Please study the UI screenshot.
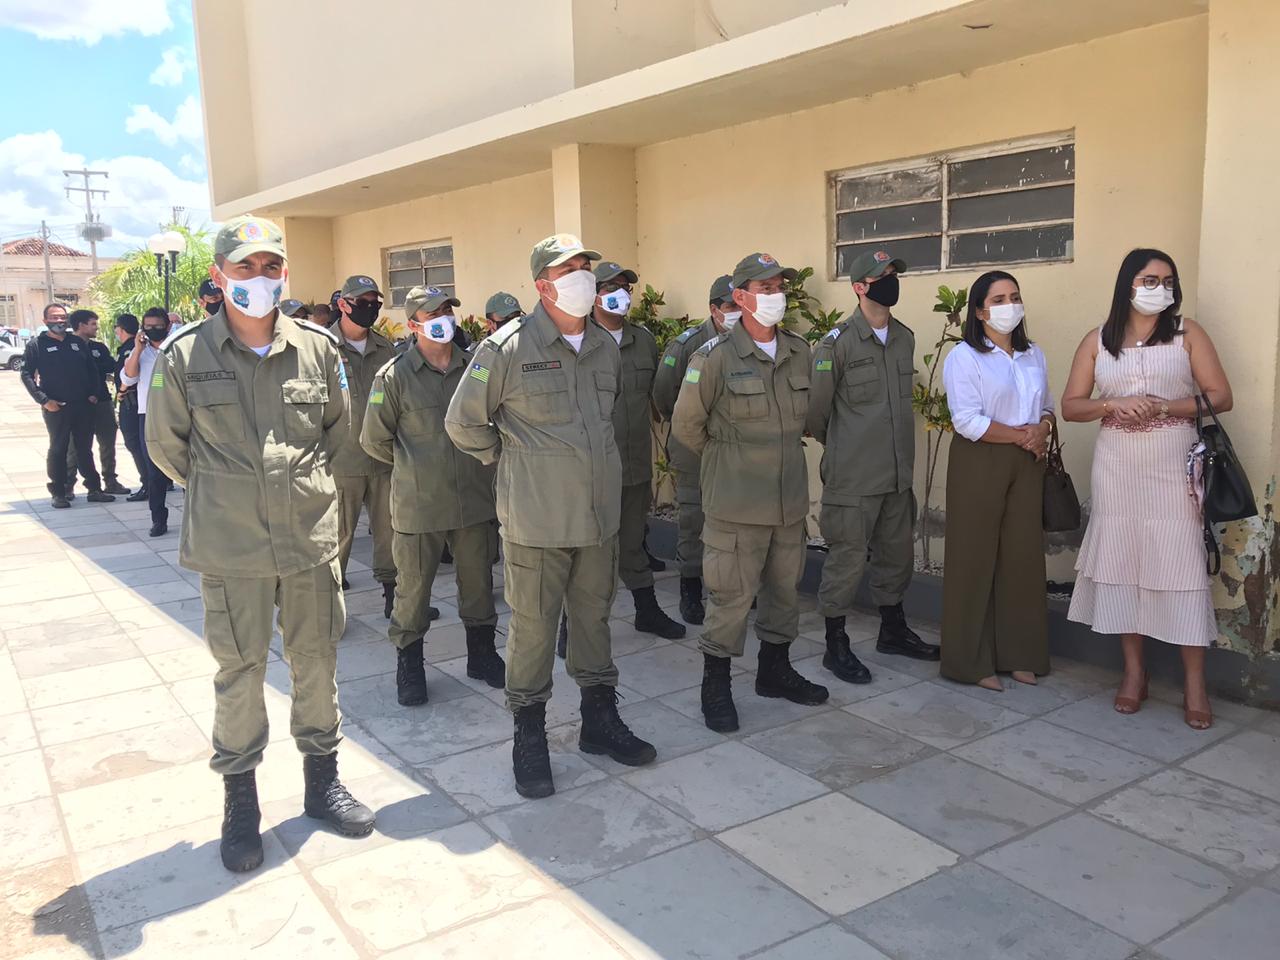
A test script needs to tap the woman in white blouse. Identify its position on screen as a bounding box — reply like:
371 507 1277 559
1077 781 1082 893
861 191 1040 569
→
940 271 1054 690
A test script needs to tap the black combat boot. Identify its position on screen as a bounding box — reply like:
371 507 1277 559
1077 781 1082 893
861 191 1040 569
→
679 576 705 625
876 603 940 661
700 653 738 732
633 586 686 639
220 770 263 873
104 479 131 495
465 624 505 688
513 703 555 799
382 581 395 619
85 489 115 503
556 611 568 659
396 638 429 706
51 494 70 509
756 641 830 705
126 488 148 502
578 686 657 765
303 752 375 836
823 616 872 684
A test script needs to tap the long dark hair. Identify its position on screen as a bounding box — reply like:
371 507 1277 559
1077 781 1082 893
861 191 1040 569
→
962 270 1030 353
1101 248 1182 357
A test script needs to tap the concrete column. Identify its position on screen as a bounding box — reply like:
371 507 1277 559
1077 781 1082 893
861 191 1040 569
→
279 217 336 307
1195 0 1280 670
551 144 638 270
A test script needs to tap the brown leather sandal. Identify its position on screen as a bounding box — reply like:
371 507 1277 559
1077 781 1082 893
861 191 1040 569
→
1182 699 1213 730
1113 674 1148 715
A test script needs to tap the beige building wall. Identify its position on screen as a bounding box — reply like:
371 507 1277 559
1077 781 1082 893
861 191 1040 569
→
635 16 1210 580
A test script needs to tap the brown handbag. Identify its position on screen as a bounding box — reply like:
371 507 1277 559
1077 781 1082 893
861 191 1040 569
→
1043 420 1081 532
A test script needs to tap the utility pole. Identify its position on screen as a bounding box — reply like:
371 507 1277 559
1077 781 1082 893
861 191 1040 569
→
63 167 109 272
171 205 185 226
40 221 54 303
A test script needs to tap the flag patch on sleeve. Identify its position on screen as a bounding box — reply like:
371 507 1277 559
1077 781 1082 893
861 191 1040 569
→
369 390 384 405
815 359 833 371
150 371 164 389
469 363 490 384
663 355 676 367
684 368 701 384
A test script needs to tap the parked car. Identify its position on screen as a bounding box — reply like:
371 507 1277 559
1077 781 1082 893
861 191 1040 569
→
0 340 23 371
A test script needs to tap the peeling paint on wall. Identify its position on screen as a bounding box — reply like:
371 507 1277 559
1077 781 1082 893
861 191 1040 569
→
1213 479 1276 669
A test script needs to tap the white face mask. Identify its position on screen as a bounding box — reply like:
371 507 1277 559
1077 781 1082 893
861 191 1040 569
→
985 302 1025 335
750 292 787 328
598 289 631 316
546 269 596 318
419 314 455 344
1132 284 1174 316
219 270 284 319
719 310 742 330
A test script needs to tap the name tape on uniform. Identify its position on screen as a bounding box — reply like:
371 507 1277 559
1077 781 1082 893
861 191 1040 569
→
522 361 561 372
185 371 236 383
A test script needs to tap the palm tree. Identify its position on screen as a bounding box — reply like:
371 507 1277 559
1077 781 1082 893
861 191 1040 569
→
88 225 215 332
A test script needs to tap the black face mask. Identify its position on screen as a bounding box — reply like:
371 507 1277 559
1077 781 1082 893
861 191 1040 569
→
203 299 222 316
347 300 380 329
864 273 900 307
144 327 168 343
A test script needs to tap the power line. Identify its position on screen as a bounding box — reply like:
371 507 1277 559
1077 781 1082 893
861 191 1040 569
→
63 167 110 272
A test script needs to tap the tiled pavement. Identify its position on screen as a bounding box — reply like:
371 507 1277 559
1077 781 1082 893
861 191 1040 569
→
1 374 1279 959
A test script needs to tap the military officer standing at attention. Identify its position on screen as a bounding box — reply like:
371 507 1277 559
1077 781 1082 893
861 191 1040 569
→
330 275 399 616
808 249 939 675
446 234 656 799
484 291 525 334
146 216 374 874
361 286 505 705
673 252 829 732
652 274 738 624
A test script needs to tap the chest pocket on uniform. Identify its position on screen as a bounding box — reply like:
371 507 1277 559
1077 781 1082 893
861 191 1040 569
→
897 356 915 399
402 395 442 438
282 379 328 442
516 372 572 425
188 379 245 443
627 358 655 397
726 376 769 421
788 374 810 419
595 371 617 420
842 358 882 405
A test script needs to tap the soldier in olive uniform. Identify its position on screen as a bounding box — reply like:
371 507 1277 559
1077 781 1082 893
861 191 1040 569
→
484 291 524 333
361 286 505 705
808 249 939 675
329 275 399 616
672 252 829 733
146 217 373 874
652 274 739 624
446 234 656 799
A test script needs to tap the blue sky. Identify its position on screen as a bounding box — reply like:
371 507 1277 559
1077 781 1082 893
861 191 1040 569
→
0 0 211 256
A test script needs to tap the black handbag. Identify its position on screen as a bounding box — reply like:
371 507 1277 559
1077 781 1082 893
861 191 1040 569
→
1042 420 1081 533
1194 395 1257 574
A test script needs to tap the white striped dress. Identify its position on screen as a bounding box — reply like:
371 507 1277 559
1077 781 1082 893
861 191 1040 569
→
1067 329 1217 646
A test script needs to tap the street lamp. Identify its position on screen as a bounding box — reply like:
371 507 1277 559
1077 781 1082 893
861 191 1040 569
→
147 230 186 313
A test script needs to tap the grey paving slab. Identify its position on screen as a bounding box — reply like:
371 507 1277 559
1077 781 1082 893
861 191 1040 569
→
32 685 186 747
572 840 826 960
42 716 210 793
753 924 889 960
941 668 1109 716
0 749 50 804
19 656 160 708
846 862 1135 960
744 709 936 789
1154 887 1280 960
311 822 549 953
575 698 726 774
953 718 1161 803
11 631 141 678
0 856 104 960
622 740 827 830
0 710 38 755
791 653 922 705
1044 692 1237 763
1182 728 1280 801
614 642 714 698
721 793 958 915
658 681 836 736
1093 768 1280 878
848 754 1071 855
843 681 1028 749
481 778 700 883
979 814 1234 943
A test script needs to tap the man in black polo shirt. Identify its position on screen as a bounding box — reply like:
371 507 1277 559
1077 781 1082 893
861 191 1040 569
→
66 309 131 496
21 303 115 508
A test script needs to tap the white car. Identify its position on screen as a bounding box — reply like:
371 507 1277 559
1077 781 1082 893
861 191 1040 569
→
0 340 24 371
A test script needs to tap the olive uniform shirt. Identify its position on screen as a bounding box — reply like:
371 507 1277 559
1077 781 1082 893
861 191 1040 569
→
145 310 350 577
672 322 812 528
604 319 659 487
329 322 397 478
652 316 719 486
806 307 916 503
360 339 497 534
444 303 622 548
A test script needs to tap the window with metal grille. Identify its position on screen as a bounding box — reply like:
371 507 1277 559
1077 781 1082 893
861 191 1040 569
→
384 240 455 308
0 295 15 325
830 134 1075 278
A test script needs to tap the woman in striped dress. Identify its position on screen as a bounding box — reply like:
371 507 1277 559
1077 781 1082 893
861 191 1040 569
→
1061 248 1233 729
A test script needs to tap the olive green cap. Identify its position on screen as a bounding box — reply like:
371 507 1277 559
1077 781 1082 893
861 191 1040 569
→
214 216 286 263
404 285 460 319
593 261 638 286
845 248 907 282
339 274 381 298
530 233 600 279
708 274 733 304
278 299 307 318
484 291 523 318
731 252 797 288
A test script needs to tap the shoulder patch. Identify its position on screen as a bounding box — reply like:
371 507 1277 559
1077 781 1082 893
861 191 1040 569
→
824 327 842 342
676 328 695 344
160 323 201 356
293 317 340 345
484 318 523 352
684 367 701 384
662 354 677 367
696 335 723 356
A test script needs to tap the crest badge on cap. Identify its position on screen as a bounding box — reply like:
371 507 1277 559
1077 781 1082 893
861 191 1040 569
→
874 251 889 263
427 287 442 296
504 295 516 308
357 276 373 286
236 221 266 242
758 254 777 266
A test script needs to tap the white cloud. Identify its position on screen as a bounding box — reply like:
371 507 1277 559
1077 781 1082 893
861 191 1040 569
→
0 130 211 256
125 94 203 148
149 46 192 86
178 153 205 175
0 0 172 45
